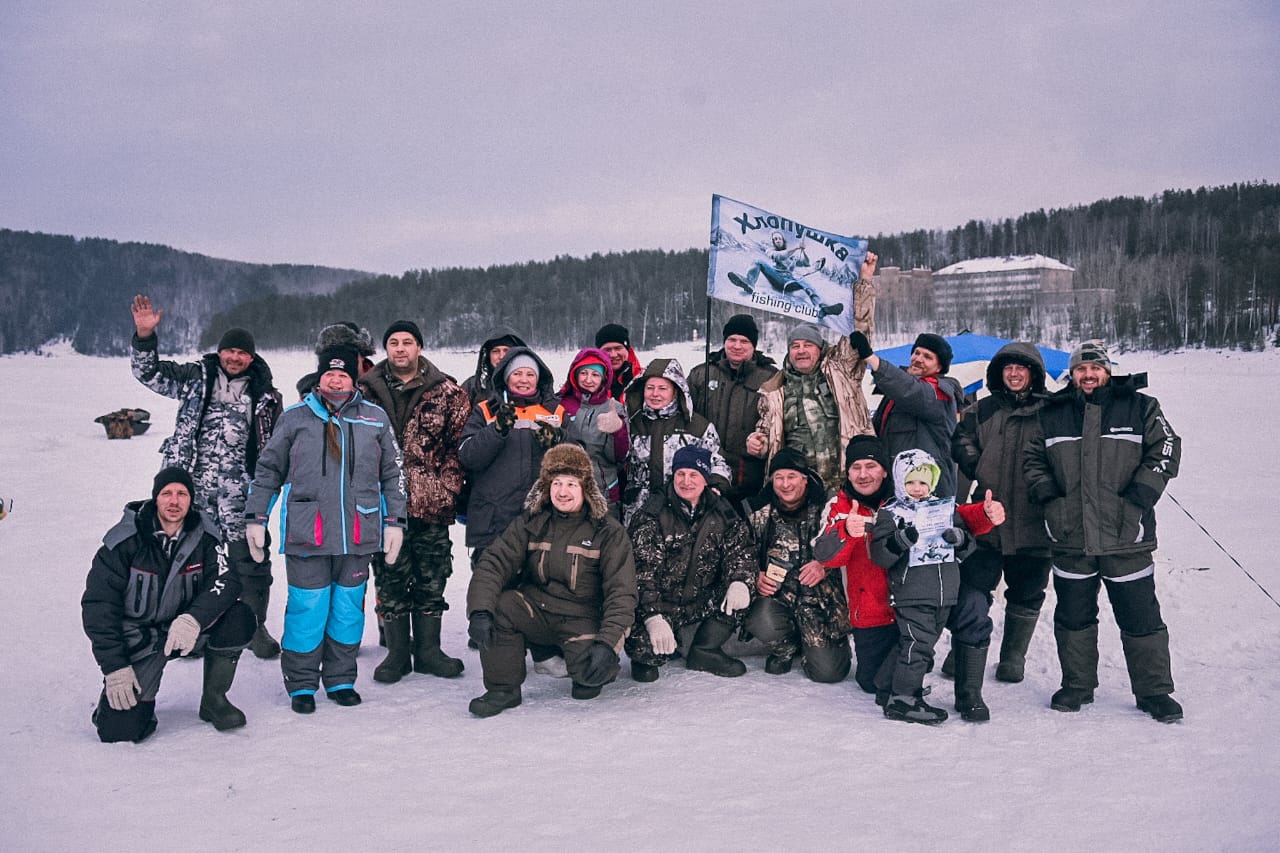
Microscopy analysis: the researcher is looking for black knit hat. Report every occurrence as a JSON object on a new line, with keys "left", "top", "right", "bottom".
{"left": 316, "top": 345, "right": 360, "bottom": 384}
{"left": 913, "top": 333, "right": 953, "bottom": 374}
{"left": 216, "top": 328, "right": 256, "bottom": 356}
{"left": 672, "top": 445, "right": 713, "bottom": 481}
{"left": 152, "top": 466, "right": 195, "bottom": 501}
{"left": 595, "top": 323, "right": 630, "bottom": 348}
{"left": 768, "top": 447, "right": 811, "bottom": 476}
{"left": 382, "top": 320, "right": 424, "bottom": 350}
{"left": 845, "top": 435, "right": 890, "bottom": 472}
{"left": 722, "top": 314, "right": 759, "bottom": 347}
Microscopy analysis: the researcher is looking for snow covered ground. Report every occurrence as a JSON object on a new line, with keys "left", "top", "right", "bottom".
{"left": 1, "top": 342, "right": 1277, "bottom": 851}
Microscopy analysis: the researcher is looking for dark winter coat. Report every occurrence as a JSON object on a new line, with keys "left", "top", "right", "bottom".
{"left": 951, "top": 341, "right": 1051, "bottom": 556}
{"left": 245, "top": 391, "right": 407, "bottom": 557}
{"left": 813, "top": 480, "right": 895, "bottom": 629}
{"left": 458, "top": 347, "right": 565, "bottom": 549}
{"left": 82, "top": 501, "right": 240, "bottom": 675}
{"left": 1024, "top": 374, "right": 1180, "bottom": 556}
{"left": 360, "top": 356, "right": 471, "bottom": 525}
{"left": 627, "top": 484, "right": 757, "bottom": 623}
{"left": 131, "top": 333, "right": 283, "bottom": 541}
{"left": 688, "top": 349, "right": 778, "bottom": 500}
{"left": 466, "top": 480, "right": 637, "bottom": 650}
{"left": 871, "top": 360, "right": 959, "bottom": 498}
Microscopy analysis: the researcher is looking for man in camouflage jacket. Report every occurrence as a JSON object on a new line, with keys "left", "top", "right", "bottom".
{"left": 130, "top": 295, "right": 284, "bottom": 659}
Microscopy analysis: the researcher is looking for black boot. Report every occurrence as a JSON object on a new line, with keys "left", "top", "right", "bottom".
{"left": 631, "top": 662, "right": 660, "bottom": 682}
{"left": 1121, "top": 628, "right": 1180, "bottom": 722}
{"left": 198, "top": 650, "right": 246, "bottom": 731}
{"left": 1051, "top": 623, "right": 1099, "bottom": 712}
{"left": 686, "top": 617, "right": 747, "bottom": 678}
{"left": 469, "top": 688, "right": 522, "bottom": 718}
{"left": 953, "top": 642, "right": 991, "bottom": 722}
{"left": 239, "top": 585, "right": 281, "bottom": 660}
{"left": 765, "top": 653, "right": 795, "bottom": 675}
{"left": 411, "top": 612, "right": 465, "bottom": 678}
{"left": 373, "top": 614, "right": 412, "bottom": 683}
{"left": 884, "top": 690, "right": 948, "bottom": 725}
{"left": 996, "top": 604, "right": 1040, "bottom": 683}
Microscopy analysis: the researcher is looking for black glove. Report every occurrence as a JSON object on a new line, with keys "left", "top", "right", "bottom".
{"left": 579, "top": 641, "right": 620, "bottom": 687}
{"left": 468, "top": 611, "right": 496, "bottom": 652}
{"left": 494, "top": 403, "right": 517, "bottom": 436}
{"left": 888, "top": 518, "right": 918, "bottom": 554}
{"left": 535, "top": 422, "right": 562, "bottom": 449}
{"left": 849, "top": 331, "right": 874, "bottom": 360}
{"left": 941, "top": 527, "right": 964, "bottom": 545}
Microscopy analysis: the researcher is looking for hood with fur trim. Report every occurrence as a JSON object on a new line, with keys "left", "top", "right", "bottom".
{"left": 524, "top": 443, "right": 609, "bottom": 519}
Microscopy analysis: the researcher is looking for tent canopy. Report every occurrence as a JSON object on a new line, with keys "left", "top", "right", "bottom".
{"left": 874, "top": 332, "right": 1071, "bottom": 397}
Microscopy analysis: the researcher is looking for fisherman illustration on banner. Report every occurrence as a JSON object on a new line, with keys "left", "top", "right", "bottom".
{"left": 706, "top": 195, "right": 868, "bottom": 335}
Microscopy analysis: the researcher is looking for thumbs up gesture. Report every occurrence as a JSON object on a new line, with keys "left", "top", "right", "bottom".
{"left": 983, "top": 489, "right": 1006, "bottom": 526}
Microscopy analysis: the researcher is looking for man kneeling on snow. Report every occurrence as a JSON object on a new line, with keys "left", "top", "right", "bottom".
{"left": 82, "top": 467, "right": 255, "bottom": 743}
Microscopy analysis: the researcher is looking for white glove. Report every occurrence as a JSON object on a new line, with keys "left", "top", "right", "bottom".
{"left": 246, "top": 522, "right": 267, "bottom": 563}
{"left": 721, "top": 580, "right": 751, "bottom": 615}
{"left": 104, "top": 666, "right": 140, "bottom": 710}
{"left": 164, "top": 613, "right": 201, "bottom": 656}
{"left": 383, "top": 526, "right": 404, "bottom": 564}
{"left": 595, "top": 408, "right": 624, "bottom": 435}
{"left": 644, "top": 614, "right": 677, "bottom": 656}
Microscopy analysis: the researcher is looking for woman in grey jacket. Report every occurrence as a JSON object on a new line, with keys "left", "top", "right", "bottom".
{"left": 245, "top": 346, "right": 407, "bottom": 714}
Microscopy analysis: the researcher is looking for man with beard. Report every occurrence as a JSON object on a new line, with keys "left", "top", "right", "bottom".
{"left": 130, "top": 295, "right": 284, "bottom": 661}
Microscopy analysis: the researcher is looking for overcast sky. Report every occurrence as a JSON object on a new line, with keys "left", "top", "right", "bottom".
{"left": 3, "top": 2, "right": 1277, "bottom": 274}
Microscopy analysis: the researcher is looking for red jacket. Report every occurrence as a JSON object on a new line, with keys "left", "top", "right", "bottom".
{"left": 817, "top": 489, "right": 895, "bottom": 629}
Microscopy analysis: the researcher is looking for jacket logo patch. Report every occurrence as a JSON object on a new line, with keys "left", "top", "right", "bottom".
{"left": 707, "top": 380, "right": 720, "bottom": 391}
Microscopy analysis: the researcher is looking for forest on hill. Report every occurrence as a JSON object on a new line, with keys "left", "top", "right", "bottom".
{"left": 3, "top": 182, "right": 1276, "bottom": 356}
{"left": 208, "top": 182, "right": 1280, "bottom": 354}
{"left": 0, "top": 229, "right": 368, "bottom": 355}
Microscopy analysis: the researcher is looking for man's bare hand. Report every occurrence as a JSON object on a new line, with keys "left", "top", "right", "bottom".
{"left": 131, "top": 295, "right": 163, "bottom": 338}
{"left": 860, "top": 251, "right": 879, "bottom": 281}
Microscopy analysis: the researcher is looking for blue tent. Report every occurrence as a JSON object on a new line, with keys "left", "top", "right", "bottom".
{"left": 874, "top": 332, "right": 1071, "bottom": 397}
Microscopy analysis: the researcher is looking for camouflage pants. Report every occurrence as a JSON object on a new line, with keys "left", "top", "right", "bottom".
{"left": 744, "top": 595, "right": 852, "bottom": 683}
{"left": 371, "top": 518, "right": 453, "bottom": 617}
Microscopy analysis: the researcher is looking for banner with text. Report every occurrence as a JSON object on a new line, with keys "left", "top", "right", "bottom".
{"left": 706, "top": 195, "right": 867, "bottom": 335}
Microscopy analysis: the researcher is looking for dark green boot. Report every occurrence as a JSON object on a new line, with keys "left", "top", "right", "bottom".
{"left": 373, "top": 614, "right": 412, "bottom": 683}
{"left": 198, "top": 650, "right": 246, "bottom": 731}
{"left": 412, "top": 612, "right": 465, "bottom": 678}
{"left": 686, "top": 616, "right": 746, "bottom": 678}
{"left": 953, "top": 642, "right": 991, "bottom": 722}
{"left": 996, "top": 604, "right": 1040, "bottom": 683}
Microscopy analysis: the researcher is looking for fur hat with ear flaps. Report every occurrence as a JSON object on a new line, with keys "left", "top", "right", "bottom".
{"left": 525, "top": 443, "right": 609, "bottom": 519}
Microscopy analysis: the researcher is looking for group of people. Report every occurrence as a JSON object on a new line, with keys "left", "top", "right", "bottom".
{"left": 82, "top": 251, "right": 1185, "bottom": 743}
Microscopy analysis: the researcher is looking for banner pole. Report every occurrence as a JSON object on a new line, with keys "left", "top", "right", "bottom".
{"left": 704, "top": 294, "right": 712, "bottom": 366}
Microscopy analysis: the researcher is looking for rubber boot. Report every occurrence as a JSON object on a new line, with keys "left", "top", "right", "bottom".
{"left": 996, "top": 604, "right": 1040, "bottom": 683}
{"left": 685, "top": 616, "right": 747, "bottom": 678}
{"left": 469, "top": 687, "right": 522, "bottom": 718}
{"left": 1051, "top": 623, "right": 1098, "bottom": 712}
{"left": 373, "top": 614, "right": 413, "bottom": 683}
{"left": 198, "top": 650, "right": 247, "bottom": 731}
{"left": 1121, "top": 628, "right": 1181, "bottom": 722}
{"left": 411, "top": 612, "right": 465, "bottom": 678}
{"left": 953, "top": 642, "right": 991, "bottom": 722}
{"left": 940, "top": 645, "right": 956, "bottom": 679}
{"left": 239, "top": 584, "right": 281, "bottom": 660}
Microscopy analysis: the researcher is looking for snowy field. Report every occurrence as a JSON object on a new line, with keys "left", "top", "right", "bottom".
{"left": 1, "top": 341, "right": 1277, "bottom": 852}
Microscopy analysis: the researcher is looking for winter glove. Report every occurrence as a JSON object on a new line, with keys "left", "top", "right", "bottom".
{"left": 494, "top": 403, "right": 517, "bottom": 436}
{"left": 941, "top": 527, "right": 965, "bottom": 545}
{"left": 104, "top": 666, "right": 141, "bottom": 711}
{"left": 382, "top": 526, "right": 404, "bottom": 564}
{"left": 720, "top": 581, "right": 751, "bottom": 616}
{"left": 535, "top": 422, "right": 562, "bottom": 449}
{"left": 1122, "top": 481, "right": 1161, "bottom": 513}
{"left": 580, "top": 641, "right": 620, "bottom": 686}
{"left": 887, "top": 519, "right": 919, "bottom": 555}
{"left": 163, "top": 613, "right": 201, "bottom": 657}
{"left": 644, "top": 615, "right": 677, "bottom": 656}
{"left": 849, "top": 330, "right": 874, "bottom": 360}
{"left": 468, "top": 611, "right": 496, "bottom": 652}
{"left": 245, "top": 522, "right": 268, "bottom": 563}
{"left": 595, "top": 407, "right": 623, "bottom": 435}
